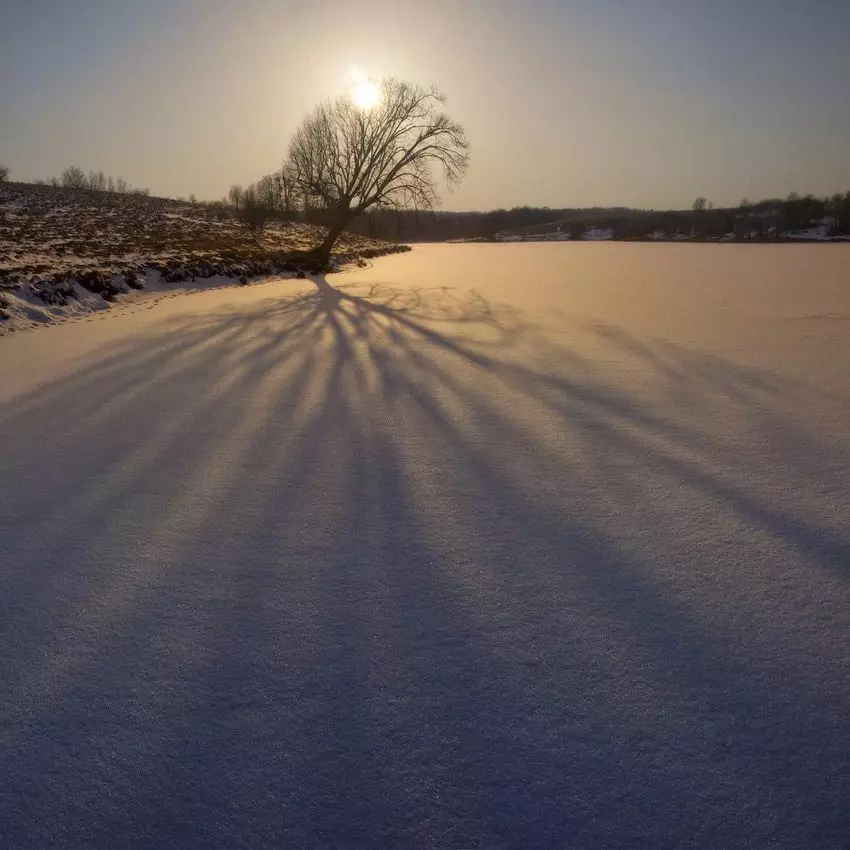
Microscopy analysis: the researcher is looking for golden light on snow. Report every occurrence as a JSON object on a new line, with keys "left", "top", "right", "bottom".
{"left": 349, "top": 68, "right": 381, "bottom": 110}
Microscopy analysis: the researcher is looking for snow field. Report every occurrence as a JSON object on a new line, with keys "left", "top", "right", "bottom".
{"left": 1, "top": 243, "right": 848, "bottom": 848}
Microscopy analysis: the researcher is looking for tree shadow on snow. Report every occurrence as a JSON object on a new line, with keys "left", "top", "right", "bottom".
{"left": 0, "top": 276, "right": 848, "bottom": 849}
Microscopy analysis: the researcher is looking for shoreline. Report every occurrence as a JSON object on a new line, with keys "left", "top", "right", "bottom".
{"left": 453, "top": 235, "right": 850, "bottom": 245}
{"left": 0, "top": 243, "right": 410, "bottom": 336}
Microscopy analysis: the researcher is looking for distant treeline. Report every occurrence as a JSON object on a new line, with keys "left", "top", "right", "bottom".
{"left": 340, "top": 193, "right": 850, "bottom": 242}
{"left": 28, "top": 166, "right": 150, "bottom": 196}
{"left": 5, "top": 160, "right": 849, "bottom": 243}
{"left": 216, "top": 179, "right": 850, "bottom": 241}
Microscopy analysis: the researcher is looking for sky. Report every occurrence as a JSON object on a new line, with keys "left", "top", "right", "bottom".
{"left": 2, "top": 0, "right": 848, "bottom": 211}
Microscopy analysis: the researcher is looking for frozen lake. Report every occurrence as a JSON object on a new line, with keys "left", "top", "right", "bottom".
{"left": 1, "top": 243, "right": 849, "bottom": 848}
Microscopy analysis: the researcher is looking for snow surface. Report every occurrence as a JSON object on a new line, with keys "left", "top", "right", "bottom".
{"left": 1, "top": 243, "right": 849, "bottom": 848}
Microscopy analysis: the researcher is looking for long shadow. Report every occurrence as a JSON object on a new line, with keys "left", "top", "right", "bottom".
{"left": 1, "top": 277, "right": 848, "bottom": 849}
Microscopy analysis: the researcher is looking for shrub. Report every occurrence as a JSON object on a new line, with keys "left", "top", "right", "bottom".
{"left": 61, "top": 166, "right": 87, "bottom": 189}
{"left": 240, "top": 200, "right": 269, "bottom": 238}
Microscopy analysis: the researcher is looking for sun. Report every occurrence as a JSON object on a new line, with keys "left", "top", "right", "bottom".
{"left": 350, "top": 71, "right": 381, "bottom": 110}
{"left": 352, "top": 79, "right": 380, "bottom": 109}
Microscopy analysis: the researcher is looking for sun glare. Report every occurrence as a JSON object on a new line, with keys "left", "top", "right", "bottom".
{"left": 352, "top": 79, "right": 381, "bottom": 110}
{"left": 349, "top": 68, "right": 381, "bottom": 110}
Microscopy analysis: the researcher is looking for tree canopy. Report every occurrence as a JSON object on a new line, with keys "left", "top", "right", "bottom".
{"left": 286, "top": 77, "right": 469, "bottom": 261}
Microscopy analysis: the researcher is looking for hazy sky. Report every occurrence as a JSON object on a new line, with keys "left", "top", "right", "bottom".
{"left": 2, "top": 0, "right": 848, "bottom": 210}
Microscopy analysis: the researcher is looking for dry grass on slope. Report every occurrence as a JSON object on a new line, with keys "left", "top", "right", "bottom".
{"left": 0, "top": 182, "right": 408, "bottom": 333}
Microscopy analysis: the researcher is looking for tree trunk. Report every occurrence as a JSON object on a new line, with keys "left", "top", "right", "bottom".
{"left": 312, "top": 213, "right": 349, "bottom": 266}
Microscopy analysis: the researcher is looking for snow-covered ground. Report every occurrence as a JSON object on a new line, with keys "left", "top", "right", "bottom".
{"left": 0, "top": 182, "right": 402, "bottom": 335}
{"left": 1, "top": 243, "right": 848, "bottom": 848}
{"left": 0, "top": 182, "right": 386, "bottom": 286}
{"left": 0, "top": 267, "right": 344, "bottom": 336}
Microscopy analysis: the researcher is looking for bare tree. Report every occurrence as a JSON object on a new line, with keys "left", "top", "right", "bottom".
{"left": 240, "top": 185, "right": 269, "bottom": 239}
{"left": 0, "top": 164, "right": 9, "bottom": 182}
{"left": 286, "top": 77, "right": 469, "bottom": 263}
{"left": 254, "top": 166, "right": 297, "bottom": 219}
{"left": 276, "top": 166, "right": 297, "bottom": 219}
{"left": 256, "top": 174, "right": 282, "bottom": 214}
{"left": 61, "top": 166, "right": 87, "bottom": 189}
{"left": 228, "top": 184, "right": 244, "bottom": 209}
{"left": 88, "top": 170, "right": 107, "bottom": 192}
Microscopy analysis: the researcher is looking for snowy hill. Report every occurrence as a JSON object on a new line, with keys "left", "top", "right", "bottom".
{"left": 0, "top": 182, "right": 406, "bottom": 333}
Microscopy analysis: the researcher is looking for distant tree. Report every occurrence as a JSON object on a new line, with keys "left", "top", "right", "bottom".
{"left": 61, "top": 166, "right": 87, "bottom": 189}
{"left": 609, "top": 217, "right": 635, "bottom": 240}
{"left": 0, "top": 164, "right": 9, "bottom": 182}
{"left": 228, "top": 184, "right": 244, "bottom": 209}
{"left": 691, "top": 198, "right": 709, "bottom": 237}
{"left": 253, "top": 170, "right": 297, "bottom": 219}
{"left": 115, "top": 176, "right": 129, "bottom": 194}
{"left": 88, "top": 170, "right": 107, "bottom": 192}
{"left": 239, "top": 185, "right": 268, "bottom": 238}
{"left": 276, "top": 166, "right": 297, "bottom": 217}
{"left": 836, "top": 192, "right": 850, "bottom": 234}
{"left": 803, "top": 194, "right": 825, "bottom": 222}
{"left": 285, "top": 76, "right": 469, "bottom": 264}
{"left": 362, "top": 208, "right": 387, "bottom": 239}
{"left": 783, "top": 193, "right": 811, "bottom": 230}
{"left": 480, "top": 208, "right": 509, "bottom": 240}
{"left": 256, "top": 175, "right": 281, "bottom": 214}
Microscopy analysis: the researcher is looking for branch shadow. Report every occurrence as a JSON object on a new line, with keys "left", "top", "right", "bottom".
{"left": 1, "top": 277, "right": 848, "bottom": 849}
